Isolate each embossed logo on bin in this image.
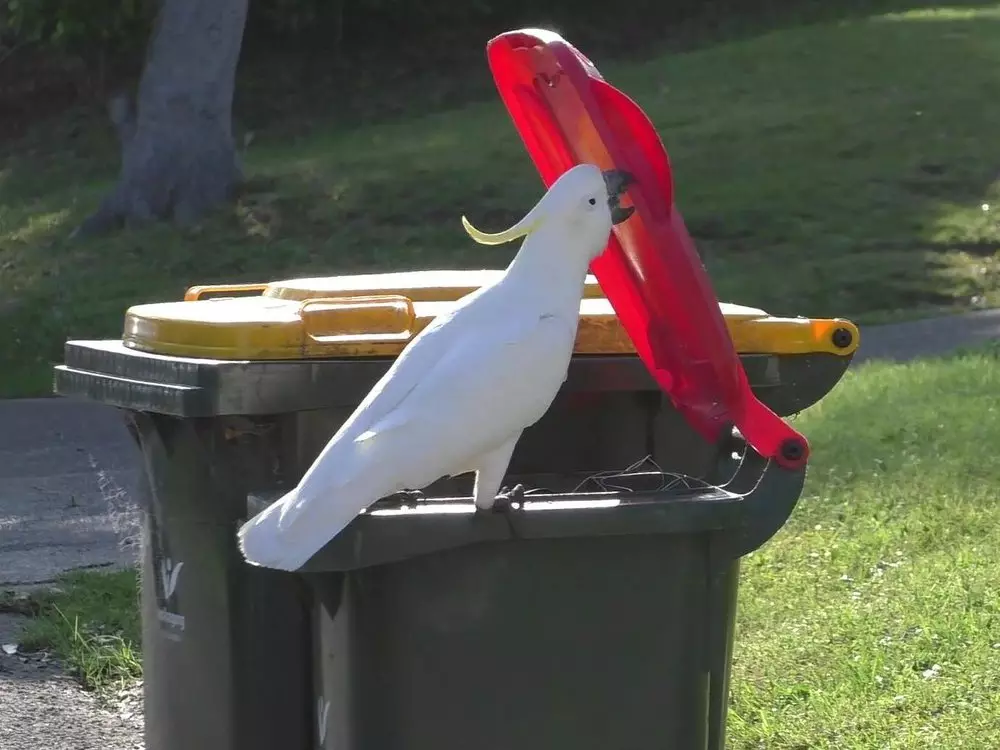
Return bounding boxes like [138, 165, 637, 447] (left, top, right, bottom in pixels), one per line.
[149, 511, 186, 642]
[317, 697, 331, 746]
[154, 556, 186, 641]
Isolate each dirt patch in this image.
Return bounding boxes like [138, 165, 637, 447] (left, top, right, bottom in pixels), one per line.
[0, 613, 143, 750]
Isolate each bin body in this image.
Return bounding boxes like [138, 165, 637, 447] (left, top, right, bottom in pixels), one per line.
[299, 442, 806, 750]
[132, 412, 312, 750]
[311, 533, 740, 750]
[86, 357, 725, 750]
[53, 270, 854, 750]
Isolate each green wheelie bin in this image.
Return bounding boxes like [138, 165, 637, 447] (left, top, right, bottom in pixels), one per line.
[54, 269, 858, 750]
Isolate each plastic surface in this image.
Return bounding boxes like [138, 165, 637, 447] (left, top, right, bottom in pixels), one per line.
[55, 339, 854, 419]
[313, 533, 737, 750]
[184, 282, 269, 301]
[129, 412, 312, 750]
[305, 452, 804, 750]
[305, 449, 803, 570]
[486, 29, 813, 468]
[122, 270, 859, 362]
[262, 269, 608, 302]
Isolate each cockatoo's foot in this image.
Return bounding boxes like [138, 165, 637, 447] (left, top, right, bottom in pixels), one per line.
[493, 483, 527, 511]
[395, 489, 426, 503]
[374, 489, 425, 510]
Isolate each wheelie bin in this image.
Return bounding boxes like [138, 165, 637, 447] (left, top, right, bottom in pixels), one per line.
[53, 269, 859, 750]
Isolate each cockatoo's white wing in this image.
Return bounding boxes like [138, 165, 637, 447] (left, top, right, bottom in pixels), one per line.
[238, 306, 577, 571]
[315, 291, 486, 448]
[283, 308, 575, 523]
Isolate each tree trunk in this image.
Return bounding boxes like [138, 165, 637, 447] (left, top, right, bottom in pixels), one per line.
[76, 0, 249, 236]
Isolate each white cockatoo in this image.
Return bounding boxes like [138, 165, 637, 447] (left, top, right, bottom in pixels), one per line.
[237, 163, 635, 571]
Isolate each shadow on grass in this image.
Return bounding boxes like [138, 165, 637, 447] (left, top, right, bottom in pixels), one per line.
[1, 3, 1000, 396]
[232, 0, 994, 139]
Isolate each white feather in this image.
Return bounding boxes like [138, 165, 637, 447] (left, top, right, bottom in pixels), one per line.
[238, 164, 620, 571]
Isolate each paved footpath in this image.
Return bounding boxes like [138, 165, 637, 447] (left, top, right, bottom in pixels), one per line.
[0, 399, 144, 750]
[1, 308, 998, 749]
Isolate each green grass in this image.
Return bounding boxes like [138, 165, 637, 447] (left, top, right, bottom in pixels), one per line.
[729, 347, 1000, 748]
[16, 569, 142, 692]
[2, 2, 1000, 398]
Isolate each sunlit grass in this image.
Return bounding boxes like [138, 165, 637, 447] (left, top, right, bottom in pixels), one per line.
[729, 346, 1000, 748]
[880, 5, 1000, 20]
[17, 569, 143, 693]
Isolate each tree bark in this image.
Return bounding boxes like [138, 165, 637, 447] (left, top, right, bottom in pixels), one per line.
[75, 0, 249, 237]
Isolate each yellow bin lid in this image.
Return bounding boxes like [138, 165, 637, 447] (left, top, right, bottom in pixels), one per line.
[123, 270, 860, 360]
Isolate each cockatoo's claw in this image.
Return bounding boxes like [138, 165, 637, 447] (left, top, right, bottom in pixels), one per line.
[376, 489, 425, 509]
[493, 483, 527, 511]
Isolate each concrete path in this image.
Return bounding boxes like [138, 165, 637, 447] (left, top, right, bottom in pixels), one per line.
[0, 307, 998, 750]
[0, 401, 144, 750]
[0, 649, 143, 750]
[851, 308, 1000, 364]
[0, 399, 143, 588]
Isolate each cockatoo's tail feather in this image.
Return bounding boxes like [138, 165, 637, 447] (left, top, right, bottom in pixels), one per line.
[237, 493, 294, 569]
[238, 487, 349, 572]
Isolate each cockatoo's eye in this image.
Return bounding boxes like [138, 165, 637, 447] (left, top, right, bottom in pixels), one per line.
[588, 198, 597, 206]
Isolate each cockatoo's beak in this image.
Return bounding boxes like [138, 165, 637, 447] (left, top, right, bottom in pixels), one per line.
[602, 169, 635, 225]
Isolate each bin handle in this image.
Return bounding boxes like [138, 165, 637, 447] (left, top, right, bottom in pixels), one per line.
[300, 295, 417, 346]
[727, 317, 860, 357]
[184, 283, 270, 301]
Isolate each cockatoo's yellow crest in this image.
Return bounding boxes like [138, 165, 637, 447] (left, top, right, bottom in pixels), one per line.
[460, 215, 539, 245]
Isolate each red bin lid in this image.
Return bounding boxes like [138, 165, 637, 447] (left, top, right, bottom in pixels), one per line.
[486, 28, 809, 468]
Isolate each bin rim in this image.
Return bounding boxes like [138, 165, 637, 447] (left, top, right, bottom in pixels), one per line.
[294, 447, 804, 572]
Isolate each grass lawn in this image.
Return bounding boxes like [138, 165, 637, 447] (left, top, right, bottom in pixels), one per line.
[731, 344, 1000, 747]
[7, 344, 1000, 749]
[12, 569, 142, 692]
[1, 2, 999, 397]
